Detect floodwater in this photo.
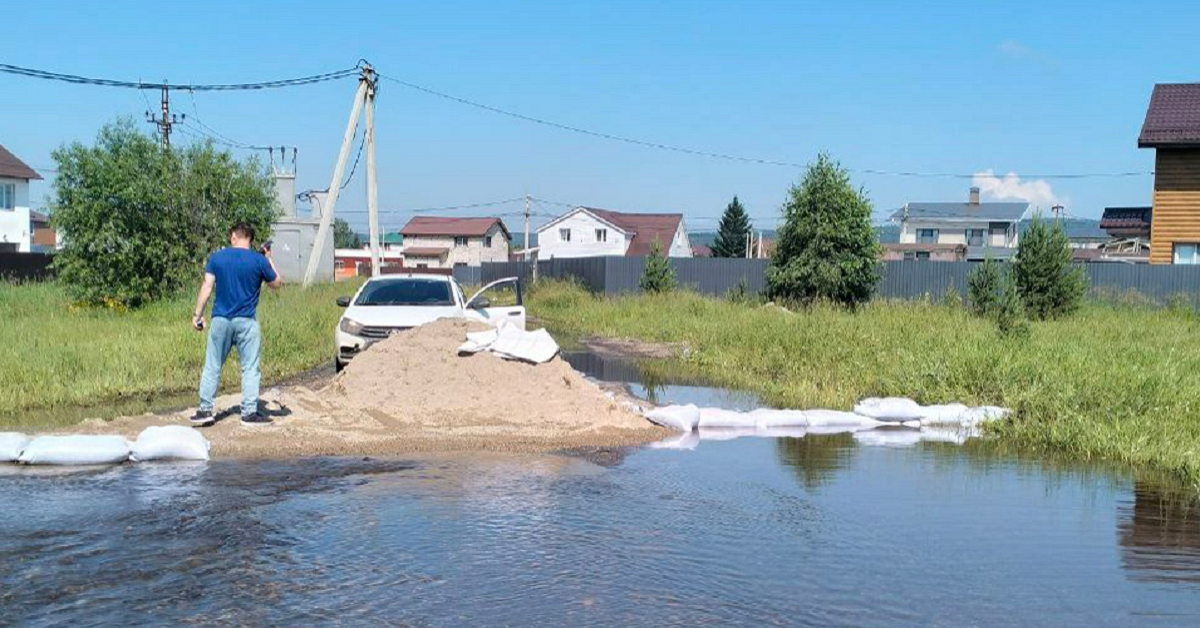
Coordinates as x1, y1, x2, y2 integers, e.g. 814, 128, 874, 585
3, 356, 1200, 626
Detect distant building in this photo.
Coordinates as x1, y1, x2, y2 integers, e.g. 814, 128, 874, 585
881, 243, 967, 262
399, 216, 510, 269
382, 232, 403, 251
334, 248, 404, 280
536, 207, 692, 259
1138, 83, 1200, 264
29, 210, 56, 251
0, 144, 43, 253
891, 187, 1029, 254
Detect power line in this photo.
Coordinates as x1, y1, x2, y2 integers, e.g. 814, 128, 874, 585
335, 197, 525, 215
377, 73, 1152, 180
0, 62, 361, 91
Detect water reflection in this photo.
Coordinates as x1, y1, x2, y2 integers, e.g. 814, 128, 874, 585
1119, 482, 1200, 584
774, 432, 858, 490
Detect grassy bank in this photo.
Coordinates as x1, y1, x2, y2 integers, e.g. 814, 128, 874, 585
528, 281, 1200, 485
0, 281, 353, 418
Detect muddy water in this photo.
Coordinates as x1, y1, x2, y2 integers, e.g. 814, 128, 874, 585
3, 357, 1200, 626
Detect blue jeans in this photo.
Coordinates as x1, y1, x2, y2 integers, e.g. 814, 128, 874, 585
198, 317, 262, 417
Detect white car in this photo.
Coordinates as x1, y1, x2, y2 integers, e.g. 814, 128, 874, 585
334, 273, 526, 371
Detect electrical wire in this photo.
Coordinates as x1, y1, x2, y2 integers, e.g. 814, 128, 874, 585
0, 62, 361, 91
185, 91, 286, 151
377, 73, 1152, 180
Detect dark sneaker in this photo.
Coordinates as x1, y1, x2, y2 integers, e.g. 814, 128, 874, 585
190, 410, 215, 427
240, 412, 273, 427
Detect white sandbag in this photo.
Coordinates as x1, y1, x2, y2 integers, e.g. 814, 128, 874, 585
0, 432, 32, 462
917, 404, 971, 424
698, 426, 759, 441
457, 327, 499, 354
805, 409, 885, 429
647, 431, 700, 450
749, 408, 809, 428
18, 435, 131, 466
697, 408, 759, 428
645, 404, 701, 432
458, 323, 560, 364
853, 397, 926, 422
130, 425, 211, 462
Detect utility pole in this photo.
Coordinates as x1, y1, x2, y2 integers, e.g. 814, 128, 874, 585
145, 83, 180, 148
1051, 204, 1064, 222
365, 75, 380, 278
304, 64, 374, 287
523, 194, 531, 257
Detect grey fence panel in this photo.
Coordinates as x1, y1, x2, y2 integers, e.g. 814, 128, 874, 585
1084, 264, 1200, 303
603, 257, 646, 295
452, 266, 483, 286
0, 252, 54, 282
877, 261, 974, 300
673, 258, 770, 296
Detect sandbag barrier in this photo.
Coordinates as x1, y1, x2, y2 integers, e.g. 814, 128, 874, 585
0, 426, 210, 466
642, 397, 1010, 450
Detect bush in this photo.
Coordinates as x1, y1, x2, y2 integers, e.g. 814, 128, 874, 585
639, 239, 677, 293
967, 257, 1003, 316
1010, 217, 1088, 320
767, 153, 880, 307
995, 269, 1030, 339
50, 119, 276, 308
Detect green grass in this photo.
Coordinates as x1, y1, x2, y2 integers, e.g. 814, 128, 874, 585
527, 280, 1200, 486
0, 280, 356, 421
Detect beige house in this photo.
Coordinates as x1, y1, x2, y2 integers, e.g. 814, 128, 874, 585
891, 187, 1029, 253
400, 216, 511, 269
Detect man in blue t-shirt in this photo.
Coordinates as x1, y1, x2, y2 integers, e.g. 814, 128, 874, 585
189, 222, 283, 427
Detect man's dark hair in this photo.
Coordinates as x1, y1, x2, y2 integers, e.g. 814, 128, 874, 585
230, 222, 256, 243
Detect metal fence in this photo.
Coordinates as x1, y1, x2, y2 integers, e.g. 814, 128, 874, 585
481, 257, 1200, 304
0, 253, 54, 282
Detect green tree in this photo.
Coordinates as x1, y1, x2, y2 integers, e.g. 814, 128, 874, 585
995, 268, 1030, 339
639, 239, 677, 293
1010, 216, 1089, 320
51, 119, 276, 308
967, 256, 1003, 316
334, 218, 363, 249
767, 153, 880, 307
711, 195, 752, 258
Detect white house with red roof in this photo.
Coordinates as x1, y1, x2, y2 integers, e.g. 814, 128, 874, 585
0, 144, 43, 253
399, 216, 511, 268
536, 207, 692, 259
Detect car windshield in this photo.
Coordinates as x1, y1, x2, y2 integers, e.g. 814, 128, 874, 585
354, 279, 454, 306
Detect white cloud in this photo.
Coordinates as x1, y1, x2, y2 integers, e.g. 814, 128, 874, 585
997, 39, 1059, 70
972, 170, 1065, 209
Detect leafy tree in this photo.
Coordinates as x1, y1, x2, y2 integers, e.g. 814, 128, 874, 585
51, 119, 276, 308
767, 153, 880, 307
967, 256, 1003, 316
334, 218, 363, 249
639, 238, 677, 293
1010, 217, 1088, 320
711, 196, 752, 258
995, 268, 1030, 338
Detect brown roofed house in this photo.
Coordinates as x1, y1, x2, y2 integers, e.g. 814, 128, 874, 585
0, 144, 43, 253
535, 207, 693, 259
1138, 83, 1200, 264
398, 216, 510, 269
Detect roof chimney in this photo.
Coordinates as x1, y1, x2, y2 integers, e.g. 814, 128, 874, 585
969, 186, 981, 205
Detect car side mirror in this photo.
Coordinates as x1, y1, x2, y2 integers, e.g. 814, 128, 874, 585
470, 296, 491, 309
336, 296, 351, 307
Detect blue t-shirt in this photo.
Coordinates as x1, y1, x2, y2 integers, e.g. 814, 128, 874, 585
205, 248, 277, 319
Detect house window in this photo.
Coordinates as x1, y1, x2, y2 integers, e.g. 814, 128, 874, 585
454, 236, 469, 247
595, 228, 607, 242
559, 228, 571, 242
916, 228, 938, 244
915, 251, 931, 261
1174, 243, 1200, 265
903, 252, 915, 261
485, 236, 493, 248
966, 229, 985, 247
416, 263, 429, 269
0, 184, 14, 210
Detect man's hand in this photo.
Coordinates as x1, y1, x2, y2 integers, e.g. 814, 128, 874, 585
192, 314, 205, 331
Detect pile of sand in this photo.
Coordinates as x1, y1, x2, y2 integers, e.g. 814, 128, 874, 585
73, 318, 666, 457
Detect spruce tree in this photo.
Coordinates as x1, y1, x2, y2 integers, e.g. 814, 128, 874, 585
967, 256, 1003, 316
639, 239, 677, 293
712, 196, 752, 258
1010, 217, 1088, 320
767, 153, 880, 307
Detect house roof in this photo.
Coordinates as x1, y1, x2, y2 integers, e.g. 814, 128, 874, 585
1138, 84, 1200, 147
0, 144, 42, 180
1018, 218, 1108, 240
585, 208, 683, 256
29, 210, 49, 225
400, 216, 509, 239
402, 247, 449, 258
891, 202, 1029, 223
1100, 206, 1152, 231
383, 232, 403, 245
691, 243, 712, 257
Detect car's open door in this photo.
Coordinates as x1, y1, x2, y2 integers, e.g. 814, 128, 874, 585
463, 277, 526, 330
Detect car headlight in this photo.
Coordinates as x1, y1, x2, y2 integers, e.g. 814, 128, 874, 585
339, 317, 364, 335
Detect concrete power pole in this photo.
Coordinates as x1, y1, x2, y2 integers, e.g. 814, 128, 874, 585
523, 194, 531, 256
145, 83, 180, 148
365, 77, 380, 278
304, 64, 374, 287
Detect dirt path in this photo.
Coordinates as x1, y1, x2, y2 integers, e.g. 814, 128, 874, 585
68, 319, 667, 458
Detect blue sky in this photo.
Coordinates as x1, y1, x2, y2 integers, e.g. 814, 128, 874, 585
2, 0, 1195, 234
